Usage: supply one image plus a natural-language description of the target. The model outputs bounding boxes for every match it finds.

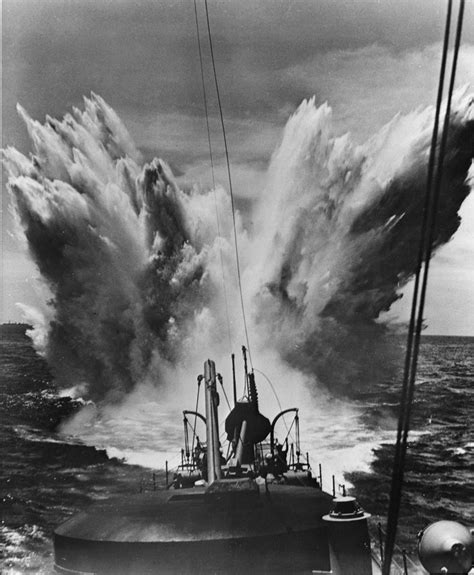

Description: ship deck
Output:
[54,483,335,574]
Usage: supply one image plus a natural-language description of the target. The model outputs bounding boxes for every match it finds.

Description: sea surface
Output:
[1,324,473,574]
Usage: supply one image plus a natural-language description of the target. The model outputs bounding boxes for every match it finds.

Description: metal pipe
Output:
[205,361,215,482]
[204,359,221,482]
[242,345,248,394]
[295,412,300,461]
[231,353,237,405]
[235,420,247,464]
[183,415,190,459]
[183,410,206,426]
[378,522,385,564]
[402,550,408,575]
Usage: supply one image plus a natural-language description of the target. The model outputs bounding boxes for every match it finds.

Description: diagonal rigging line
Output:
[383,0,452,567]
[382,1,465,572]
[193,0,233,353]
[203,0,253,368]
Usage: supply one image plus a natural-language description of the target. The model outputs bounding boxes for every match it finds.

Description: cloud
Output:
[284,43,474,142]
[4,0,473,127]
[121,42,474,205]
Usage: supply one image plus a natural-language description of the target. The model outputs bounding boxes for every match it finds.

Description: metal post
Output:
[332,475,336,497]
[204,359,221,483]
[231,353,237,405]
[235,420,247,464]
[319,463,322,488]
[183,414,190,459]
[165,460,169,488]
[242,346,248,394]
[378,522,384,564]
[295,412,300,464]
[402,549,408,575]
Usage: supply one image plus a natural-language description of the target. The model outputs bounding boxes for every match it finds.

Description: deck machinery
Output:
[54,357,373,574]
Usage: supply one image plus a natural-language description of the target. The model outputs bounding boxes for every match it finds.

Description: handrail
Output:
[376,522,421,574]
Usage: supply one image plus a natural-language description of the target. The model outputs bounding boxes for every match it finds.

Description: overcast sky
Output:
[2,0,474,334]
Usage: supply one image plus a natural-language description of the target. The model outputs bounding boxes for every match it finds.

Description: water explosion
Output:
[2,92,473,406]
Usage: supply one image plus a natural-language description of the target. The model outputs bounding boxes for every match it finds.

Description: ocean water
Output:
[1,324,473,574]
[347,335,474,560]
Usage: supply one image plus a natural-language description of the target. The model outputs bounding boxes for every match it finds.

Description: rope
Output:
[253,368,291,436]
[284,417,296,446]
[193,0,233,352]
[217,373,232,410]
[203,0,253,368]
[190,380,201,457]
[382,1,465,572]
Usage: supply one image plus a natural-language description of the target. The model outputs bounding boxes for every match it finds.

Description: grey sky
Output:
[2,0,474,333]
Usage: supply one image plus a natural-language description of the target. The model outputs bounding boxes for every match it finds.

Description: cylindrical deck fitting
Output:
[323,496,372,575]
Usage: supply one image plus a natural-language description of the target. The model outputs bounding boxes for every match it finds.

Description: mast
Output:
[204,359,221,482]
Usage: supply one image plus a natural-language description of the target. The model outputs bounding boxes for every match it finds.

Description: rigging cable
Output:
[193,0,233,352]
[253,368,291,436]
[190,378,202,458]
[382,1,465,572]
[203,0,254,368]
[384,2,453,561]
[217,373,232,411]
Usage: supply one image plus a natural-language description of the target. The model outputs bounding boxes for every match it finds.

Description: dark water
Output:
[347,335,474,560]
[1,325,473,573]
[0,325,163,574]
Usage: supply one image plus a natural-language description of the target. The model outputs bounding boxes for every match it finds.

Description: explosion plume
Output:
[2,91,473,403]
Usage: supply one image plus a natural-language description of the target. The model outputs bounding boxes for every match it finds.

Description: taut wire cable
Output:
[193,0,233,352]
[203,0,254,368]
[382,1,465,572]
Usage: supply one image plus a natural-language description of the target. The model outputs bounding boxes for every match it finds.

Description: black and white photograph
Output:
[1,1,473,573]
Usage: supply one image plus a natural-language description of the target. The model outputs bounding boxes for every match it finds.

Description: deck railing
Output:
[373,522,424,575]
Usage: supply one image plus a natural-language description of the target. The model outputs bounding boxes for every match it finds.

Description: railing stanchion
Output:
[402,549,408,575]
[378,522,384,564]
